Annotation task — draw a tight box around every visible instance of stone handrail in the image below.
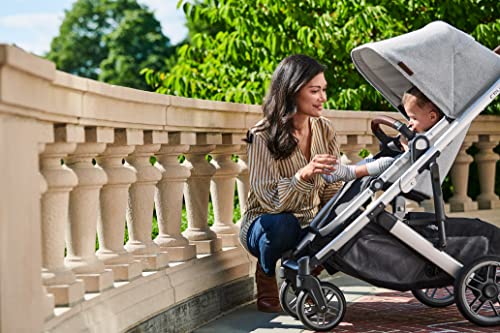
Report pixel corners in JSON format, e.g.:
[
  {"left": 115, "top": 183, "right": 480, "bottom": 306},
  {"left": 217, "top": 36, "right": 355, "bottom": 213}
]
[{"left": 0, "top": 44, "right": 498, "bottom": 333}]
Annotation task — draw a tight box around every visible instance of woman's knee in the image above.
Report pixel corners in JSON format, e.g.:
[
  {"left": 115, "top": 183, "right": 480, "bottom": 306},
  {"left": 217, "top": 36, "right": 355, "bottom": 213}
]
[{"left": 260, "top": 213, "right": 301, "bottom": 250}]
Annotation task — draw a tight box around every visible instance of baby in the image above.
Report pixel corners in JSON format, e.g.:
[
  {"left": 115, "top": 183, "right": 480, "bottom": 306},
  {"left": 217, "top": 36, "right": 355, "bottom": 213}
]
[{"left": 323, "top": 86, "right": 443, "bottom": 182}]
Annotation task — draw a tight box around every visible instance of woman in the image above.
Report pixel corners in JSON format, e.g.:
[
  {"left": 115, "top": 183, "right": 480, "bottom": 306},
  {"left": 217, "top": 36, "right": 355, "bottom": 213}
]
[{"left": 239, "top": 55, "right": 343, "bottom": 313}]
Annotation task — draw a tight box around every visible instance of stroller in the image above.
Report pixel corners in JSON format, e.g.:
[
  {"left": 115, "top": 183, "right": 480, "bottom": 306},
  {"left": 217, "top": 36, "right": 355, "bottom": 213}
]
[{"left": 278, "top": 21, "right": 500, "bottom": 331}]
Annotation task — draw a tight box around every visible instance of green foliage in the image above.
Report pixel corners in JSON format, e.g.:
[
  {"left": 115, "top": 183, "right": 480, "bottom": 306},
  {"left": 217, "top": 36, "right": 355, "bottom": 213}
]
[
  {"left": 232, "top": 192, "right": 242, "bottom": 223},
  {"left": 359, "top": 148, "right": 371, "bottom": 158},
  {"left": 152, "top": 214, "right": 159, "bottom": 239},
  {"left": 47, "top": 0, "right": 174, "bottom": 90},
  {"left": 144, "top": 0, "right": 499, "bottom": 113}
]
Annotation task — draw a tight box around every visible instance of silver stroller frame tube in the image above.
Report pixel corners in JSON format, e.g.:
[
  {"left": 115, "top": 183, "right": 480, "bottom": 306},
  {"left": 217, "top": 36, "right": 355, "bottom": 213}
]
[{"left": 314, "top": 78, "right": 500, "bottom": 278}]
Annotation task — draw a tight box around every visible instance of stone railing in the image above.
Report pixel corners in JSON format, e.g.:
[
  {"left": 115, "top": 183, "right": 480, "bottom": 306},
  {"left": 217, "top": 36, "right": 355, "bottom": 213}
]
[{"left": 0, "top": 44, "right": 499, "bottom": 333}]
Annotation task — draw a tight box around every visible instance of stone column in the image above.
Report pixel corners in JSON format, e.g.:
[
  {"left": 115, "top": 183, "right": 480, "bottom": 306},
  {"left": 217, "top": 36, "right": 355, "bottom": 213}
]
[
  {"left": 182, "top": 144, "right": 222, "bottom": 254},
  {"left": 0, "top": 116, "right": 45, "bottom": 333},
  {"left": 448, "top": 135, "right": 478, "bottom": 212},
  {"left": 475, "top": 135, "right": 500, "bottom": 209},
  {"left": 37, "top": 129, "right": 55, "bottom": 320},
  {"left": 339, "top": 135, "right": 372, "bottom": 165},
  {"left": 125, "top": 130, "right": 169, "bottom": 270},
  {"left": 96, "top": 129, "right": 143, "bottom": 281},
  {"left": 210, "top": 145, "right": 241, "bottom": 246},
  {"left": 65, "top": 127, "right": 114, "bottom": 293},
  {"left": 235, "top": 146, "right": 249, "bottom": 227},
  {"left": 365, "top": 136, "right": 380, "bottom": 158},
  {"left": 154, "top": 142, "right": 197, "bottom": 262},
  {"left": 40, "top": 125, "right": 85, "bottom": 306}
]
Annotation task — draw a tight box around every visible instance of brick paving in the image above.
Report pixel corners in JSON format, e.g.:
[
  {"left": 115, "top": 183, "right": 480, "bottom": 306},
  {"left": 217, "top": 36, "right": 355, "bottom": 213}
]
[{"left": 332, "top": 291, "right": 498, "bottom": 333}]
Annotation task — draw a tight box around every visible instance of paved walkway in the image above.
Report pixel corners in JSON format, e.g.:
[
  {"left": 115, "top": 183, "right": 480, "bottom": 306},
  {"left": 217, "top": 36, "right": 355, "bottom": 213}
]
[
  {"left": 194, "top": 273, "right": 384, "bottom": 333},
  {"left": 195, "top": 209, "right": 500, "bottom": 333}
]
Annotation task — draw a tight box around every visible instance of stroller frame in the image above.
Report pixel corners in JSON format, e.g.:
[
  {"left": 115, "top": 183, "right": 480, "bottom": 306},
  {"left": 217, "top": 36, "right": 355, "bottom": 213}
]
[
  {"left": 293, "top": 78, "right": 498, "bottom": 277},
  {"left": 279, "top": 40, "right": 500, "bottom": 330}
]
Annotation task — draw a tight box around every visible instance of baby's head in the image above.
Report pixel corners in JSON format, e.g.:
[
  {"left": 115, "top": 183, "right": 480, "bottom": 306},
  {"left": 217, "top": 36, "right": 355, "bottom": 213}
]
[{"left": 402, "top": 87, "right": 443, "bottom": 133}]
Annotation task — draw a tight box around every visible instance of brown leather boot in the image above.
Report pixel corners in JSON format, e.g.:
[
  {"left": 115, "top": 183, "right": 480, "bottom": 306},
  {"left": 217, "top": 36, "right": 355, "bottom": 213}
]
[
  {"left": 311, "top": 265, "right": 325, "bottom": 277},
  {"left": 255, "top": 264, "right": 282, "bottom": 313}
]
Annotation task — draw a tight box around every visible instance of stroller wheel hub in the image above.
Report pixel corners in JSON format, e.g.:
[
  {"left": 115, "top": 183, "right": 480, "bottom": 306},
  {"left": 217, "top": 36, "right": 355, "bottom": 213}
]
[{"left": 483, "top": 284, "right": 498, "bottom": 299}]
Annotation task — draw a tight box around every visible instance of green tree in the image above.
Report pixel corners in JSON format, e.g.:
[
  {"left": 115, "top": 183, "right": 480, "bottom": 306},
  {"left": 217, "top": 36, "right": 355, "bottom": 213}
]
[
  {"left": 145, "top": 0, "right": 499, "bottom": 113},
  {"left": 99, "top": 9, "right": 174, "bottom": 90},
  {"left": 47, "top": 0, "right": 174, "bottom": 90}
]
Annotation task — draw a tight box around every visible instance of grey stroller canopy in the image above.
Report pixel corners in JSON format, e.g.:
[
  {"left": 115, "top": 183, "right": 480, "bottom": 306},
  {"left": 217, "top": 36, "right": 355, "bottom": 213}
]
[
  {"left": 351, "top": 21, "right": 500, "bottom": 119},
  {"left": 351, "top": 21, "right": 500, "bottom": 196}
]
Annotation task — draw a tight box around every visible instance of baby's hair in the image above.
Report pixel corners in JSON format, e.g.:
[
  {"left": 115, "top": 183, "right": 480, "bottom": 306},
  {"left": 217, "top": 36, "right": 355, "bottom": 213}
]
[{"left": 402, "top": 86, "right": 443, "bottom": 119}]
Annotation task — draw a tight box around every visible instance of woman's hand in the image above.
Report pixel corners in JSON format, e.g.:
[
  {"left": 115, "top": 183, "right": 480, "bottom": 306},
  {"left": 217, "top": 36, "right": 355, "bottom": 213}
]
[{"left": 299, "top": 154, "right": 337, "bottom": 182}]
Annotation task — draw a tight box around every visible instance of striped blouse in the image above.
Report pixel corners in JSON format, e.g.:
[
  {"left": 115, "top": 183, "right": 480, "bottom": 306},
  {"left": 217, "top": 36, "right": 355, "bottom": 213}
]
[{"left": 239, "top": 116, "right": 343, "bottom": 251}]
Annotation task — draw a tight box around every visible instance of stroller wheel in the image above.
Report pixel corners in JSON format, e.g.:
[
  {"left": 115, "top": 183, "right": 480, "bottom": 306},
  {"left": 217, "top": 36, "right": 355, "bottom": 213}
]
[
  {"left": 455, "top": 256, "right": 500, "bottom": 327},
  {"left": 411, "top": 286, "right": 454, "bottom": 307},
  {"left": 296, "top": 281, "right": 346, "bottom": 332},
  {"left": 279, "top": 280, "right": 299, "bottom": 318}
]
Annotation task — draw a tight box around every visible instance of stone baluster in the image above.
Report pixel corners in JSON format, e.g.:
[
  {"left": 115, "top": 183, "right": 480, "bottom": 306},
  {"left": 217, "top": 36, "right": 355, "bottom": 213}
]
[
  {"left": 182, "top": 134, "right": 222, "bottom": 254},
  {"left": 65, "top": 127, "right": 114, "bottom": 292},
  {"left": 448, "top": 135, "right": 478, "bottom": 212},
  {"left": 37, "top": 124, "right": 55, "bottom": 319},
  {"left": 154, "top": 132, "right": 197, "bottom": 262},
  {"left": 475, "top": 135, "right": 500, "bottom": 209},
  {"left": 210, "top": 143, "right": 241, "bottom": 247},
  {"left": 95, "top": 129, "right": 143, "bottom": 281},
  {"left": 40, "top": 124, "right": 85, "bottom": 306},
  {"left": 339, "top": 134, "right": 372, "bottom": 165},
  {"left": 235, "top": 145, "right": 249, "bottom": 227},
  {"left": 366, "top": 135, "right": 381, "bottom": 158},
  {"left": 125, "top": 130, "right": 169, "bottom": 270},
  {"left": 334, "top": 135, "right": 348, "bottom": 164}
]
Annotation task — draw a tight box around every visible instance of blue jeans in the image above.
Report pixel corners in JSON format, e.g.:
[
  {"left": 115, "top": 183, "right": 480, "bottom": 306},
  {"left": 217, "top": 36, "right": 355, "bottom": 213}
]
[{"left": 246, "top": 213, "right": 304, "bottom": 276}]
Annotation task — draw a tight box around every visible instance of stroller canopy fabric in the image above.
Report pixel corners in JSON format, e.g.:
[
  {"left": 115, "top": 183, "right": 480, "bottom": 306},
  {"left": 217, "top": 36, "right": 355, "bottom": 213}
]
[{"left": 351, "top": 21, "right": 500, "bottom": 119}]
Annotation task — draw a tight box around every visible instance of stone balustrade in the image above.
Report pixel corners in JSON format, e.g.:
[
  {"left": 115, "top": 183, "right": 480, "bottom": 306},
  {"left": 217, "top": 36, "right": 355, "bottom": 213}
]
[{"left": 0, "top": 44, "right": 499, "bottom": 333}]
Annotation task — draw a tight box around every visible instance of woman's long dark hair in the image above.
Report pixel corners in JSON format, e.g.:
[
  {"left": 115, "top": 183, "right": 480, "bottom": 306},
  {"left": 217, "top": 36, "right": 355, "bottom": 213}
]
[{"left": 255, "top": 55, "right": 326, "bottom": 160}]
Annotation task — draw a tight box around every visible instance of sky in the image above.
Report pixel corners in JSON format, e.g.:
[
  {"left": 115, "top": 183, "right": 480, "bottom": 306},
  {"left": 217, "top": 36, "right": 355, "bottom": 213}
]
[{"left": 0, "top": 0, "right": 188, "bottom": 56}]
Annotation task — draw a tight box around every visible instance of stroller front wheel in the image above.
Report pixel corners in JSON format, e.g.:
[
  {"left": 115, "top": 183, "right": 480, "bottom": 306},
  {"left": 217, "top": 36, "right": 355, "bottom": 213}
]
[
  {"left": 279, "top": 280, "right": 299, "bottom": 319},
  {"left": 455, "top": 256, "right": 500, "bottom": 327},
  {"left": 411, "top": 286, "right": 454, "bottom": 307},
  {"left": 296, "top": 281, "right": 346, "bottom": 332}
]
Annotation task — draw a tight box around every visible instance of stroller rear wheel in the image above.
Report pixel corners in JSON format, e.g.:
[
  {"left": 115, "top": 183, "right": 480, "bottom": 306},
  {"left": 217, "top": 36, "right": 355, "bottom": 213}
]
[
  {"left": 455, "top": 256, "right": 500, "bottom": 327},
  {"left": 296, "top": 281, "right": 346, "bottom": 332},
  {"left": 411, "top": 286, "right": 454, "bottom": 307},
  {"left": 279, "top": 280, "right": 298, "bottom": 318}
]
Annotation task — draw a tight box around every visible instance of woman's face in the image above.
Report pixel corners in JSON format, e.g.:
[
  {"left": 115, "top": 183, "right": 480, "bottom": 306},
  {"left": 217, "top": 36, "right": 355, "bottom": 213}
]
[{"left": 295, "top": 73, "right": 327, "bottom": 118}]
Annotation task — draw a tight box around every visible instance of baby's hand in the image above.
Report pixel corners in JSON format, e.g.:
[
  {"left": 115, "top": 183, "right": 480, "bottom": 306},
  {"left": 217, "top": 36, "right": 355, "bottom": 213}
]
[
  {"left": 321, "top": 162, "right": 356, "bottom": 183},
  {"left": 399, "top": 136, "right": 409, "bottom": 151}
]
